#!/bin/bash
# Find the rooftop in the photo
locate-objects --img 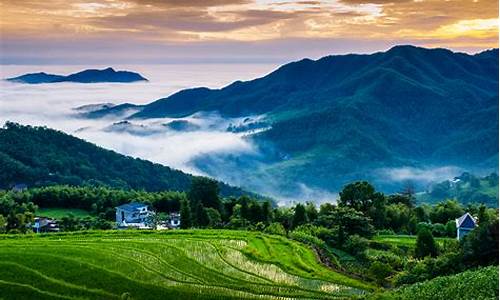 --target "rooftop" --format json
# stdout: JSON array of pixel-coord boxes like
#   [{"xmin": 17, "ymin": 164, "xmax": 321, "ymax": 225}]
[{"xmin": 116, "ymin": 202, "xmax": 148, "ymax": 212}]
